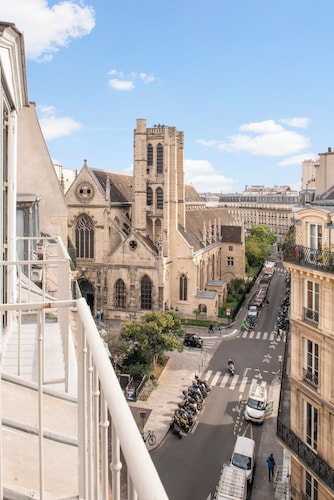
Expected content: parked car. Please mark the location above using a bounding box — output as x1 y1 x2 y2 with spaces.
183 333 203 348
247 305 258 318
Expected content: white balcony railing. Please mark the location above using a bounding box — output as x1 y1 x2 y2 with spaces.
0 237 168 499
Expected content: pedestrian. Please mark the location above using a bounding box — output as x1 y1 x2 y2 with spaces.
266 453 275 482
209 324 214 334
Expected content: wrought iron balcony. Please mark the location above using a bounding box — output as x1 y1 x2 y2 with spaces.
303 369 318 389
277 374 334 493
283 244 334 274
304 307 319 326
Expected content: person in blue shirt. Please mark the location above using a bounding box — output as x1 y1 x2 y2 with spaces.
266 453 276 481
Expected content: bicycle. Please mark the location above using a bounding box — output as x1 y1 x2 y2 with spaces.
142 429 156 446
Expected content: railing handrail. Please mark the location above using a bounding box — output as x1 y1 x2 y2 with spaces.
0 298 168 499
76 298 168 500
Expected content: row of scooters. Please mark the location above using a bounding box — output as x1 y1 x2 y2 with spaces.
241 314 257 331
169 375 211 439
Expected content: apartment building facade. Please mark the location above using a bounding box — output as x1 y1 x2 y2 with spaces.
217 185 299 247
280 198 334 499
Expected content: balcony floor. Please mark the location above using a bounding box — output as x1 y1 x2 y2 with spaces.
1 318 79 498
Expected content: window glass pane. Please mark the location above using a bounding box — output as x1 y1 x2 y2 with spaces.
179 274 187 301
75 214 94 258
141 275 152 310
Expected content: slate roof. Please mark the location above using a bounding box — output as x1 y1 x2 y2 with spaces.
89 166 242 252
316 185 334 203
185 185 203 202
92 169 133 203
180 208 242 252
196 290 216 298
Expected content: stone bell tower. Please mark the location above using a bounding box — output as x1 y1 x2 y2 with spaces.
132 119 185 255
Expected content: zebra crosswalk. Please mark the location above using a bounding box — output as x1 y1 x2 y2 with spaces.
241 330 285 341
204 370 268 395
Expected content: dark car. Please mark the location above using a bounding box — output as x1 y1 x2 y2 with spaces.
183 333 203 348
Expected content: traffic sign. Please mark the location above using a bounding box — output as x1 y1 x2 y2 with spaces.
226 308 231 316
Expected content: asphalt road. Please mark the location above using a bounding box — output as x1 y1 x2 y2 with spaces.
152 263 288 500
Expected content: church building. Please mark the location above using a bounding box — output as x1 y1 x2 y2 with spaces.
65 119 245 321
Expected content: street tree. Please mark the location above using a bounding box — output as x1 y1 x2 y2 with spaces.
246 224 276 268
120 311 184 377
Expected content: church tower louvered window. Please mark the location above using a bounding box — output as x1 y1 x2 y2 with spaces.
147 143 153 166
157 143 163 174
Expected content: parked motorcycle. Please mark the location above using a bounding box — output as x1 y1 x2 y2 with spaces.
192 381 207 398
183 390 203 410
188 386 203 403
174 410 192 432
169 421 182 439
194 375 211 392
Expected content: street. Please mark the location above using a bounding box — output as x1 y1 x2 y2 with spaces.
152 262 288 499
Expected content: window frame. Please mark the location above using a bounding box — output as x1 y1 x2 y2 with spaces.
304 280 319 324
141 275 152 310
303 339 319 388
305 470 319 500
179 274 188 301
156 187 163 209
147 143 153 166
156 143 163 174
305 401 318 452
115 279 126 308
75 214 94 259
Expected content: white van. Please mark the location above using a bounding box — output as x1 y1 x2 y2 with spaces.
215 464 247 500
244 381 273 424
230 436 256 483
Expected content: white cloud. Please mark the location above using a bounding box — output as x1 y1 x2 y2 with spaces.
184 159 236 193
239 120 283 134
38 105 82 140
2 0 95 61
108 79 135 91
199 119 311 157
277 153 317 167
108 69 155 91
139 73 155 84
280 117 310 128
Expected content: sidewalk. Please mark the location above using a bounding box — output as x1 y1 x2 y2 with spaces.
130 326 289 499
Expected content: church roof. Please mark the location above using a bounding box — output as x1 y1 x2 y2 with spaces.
180 208 242 251
92 169 133 203
185 185 203 202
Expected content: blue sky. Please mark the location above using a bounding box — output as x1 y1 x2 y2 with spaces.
3 0 334 193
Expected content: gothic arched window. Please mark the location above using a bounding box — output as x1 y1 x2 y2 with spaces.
141 275 152 310
147 143 153 166
147 186 153 206
75 214 94 259
179 274 188 301
156 187 163 209
115 279 126 308
157 143 163 174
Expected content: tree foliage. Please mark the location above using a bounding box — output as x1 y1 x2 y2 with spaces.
118 311 184 378
245 224 276 268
